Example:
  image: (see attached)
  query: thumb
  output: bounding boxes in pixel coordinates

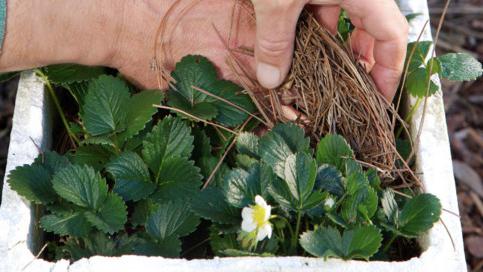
[252,0,305,89]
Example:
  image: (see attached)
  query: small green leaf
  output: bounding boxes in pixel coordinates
[52,165,108,209]
[118,90,164,143]
[405,13,422,22]
[149,157,202,201]
[271,123,310,154]
[315,164,344,197]
[106,151,155,201]
[146,201,200,240]
[398,193,441,237]
[300,225,382,260]
[8,164,57,204]
[142,116,194,178]
[43,64,105,84]
[381,189,399,224]
[40,211,92,237]
[405,67,439,98]
[82,75,130,136]
[406,41,433,72]
[84,193,127,234]
[316,134,354,172]
[437,53,483,81]
[191,187,240,224]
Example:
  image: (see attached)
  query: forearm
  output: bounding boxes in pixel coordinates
[0,0,124,72]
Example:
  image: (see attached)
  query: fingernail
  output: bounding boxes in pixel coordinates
[257,62,281,89]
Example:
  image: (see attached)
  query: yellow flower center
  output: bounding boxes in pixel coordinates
[252,205,266,226]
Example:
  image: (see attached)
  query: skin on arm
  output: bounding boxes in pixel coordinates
[0,0,256,90]
[250,0,409,100]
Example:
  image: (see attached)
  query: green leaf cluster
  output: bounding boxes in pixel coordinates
[191,123,442,260]
[168,55,255,127]
[7,74,206,260]
[404,41,482,98]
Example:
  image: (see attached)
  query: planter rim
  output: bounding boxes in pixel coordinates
[0,1,466,271]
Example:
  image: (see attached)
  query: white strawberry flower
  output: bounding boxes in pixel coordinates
[241,195,272,241]
[324,196,335,210]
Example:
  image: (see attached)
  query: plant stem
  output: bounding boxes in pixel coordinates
[382,233,398,253]
[396,97,422,138]
[290,211,302,254]
[35,69,80,146]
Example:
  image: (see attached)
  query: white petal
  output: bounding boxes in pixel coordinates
[256,223,272,241]
[241,207,253,221]
[265,224,273,239]
[241,219,257,232]
[264,205,271,222]
[255,195,267,207]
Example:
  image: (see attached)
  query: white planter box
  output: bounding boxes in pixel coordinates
[0,1,467,271]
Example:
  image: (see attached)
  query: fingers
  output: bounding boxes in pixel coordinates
[310,5,340,34]
[350,28,375,72]
[251,0,306,89]
[341,0,408,100]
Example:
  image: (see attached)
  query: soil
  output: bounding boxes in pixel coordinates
[0,0,481,269]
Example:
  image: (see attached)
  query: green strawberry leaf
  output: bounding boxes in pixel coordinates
[146,200,200,240]
[209,80,255,127]
[118,90,164,143]
[406,41,432,73]
[167,55,219,120]
[223,163,272,208]
[81,75,130,136]
[300,225,382,260]
[142,116,194,180]
[131,199,158,227]
[236,132,260,159]
[314,164,344,198]
[405,67,439,98]
[190,187,240,225]
[398,193,441,237]
[149,157,202,201]
[40,211,92,237]
[133,236,181,257]
[52,165,108,209]
[106,151,155,201]
[7,164,57,204]
[269,153,319,211]
[33,151,71,174]
[84,193,127,234]
[68,144,114,171]
[316,134,354,172]
[43,64,105,84]
[259,123,310,177]
[436,53,483,81]
[381,189,399,225]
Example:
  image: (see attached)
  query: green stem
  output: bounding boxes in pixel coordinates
[290,211,302,254]
[382,233,398,253]
[396,97,423,138]
[35,69,80,146]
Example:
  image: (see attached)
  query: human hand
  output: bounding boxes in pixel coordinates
[250,0,409,100]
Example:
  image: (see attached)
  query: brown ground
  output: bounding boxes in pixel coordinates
[0,0,481,270]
